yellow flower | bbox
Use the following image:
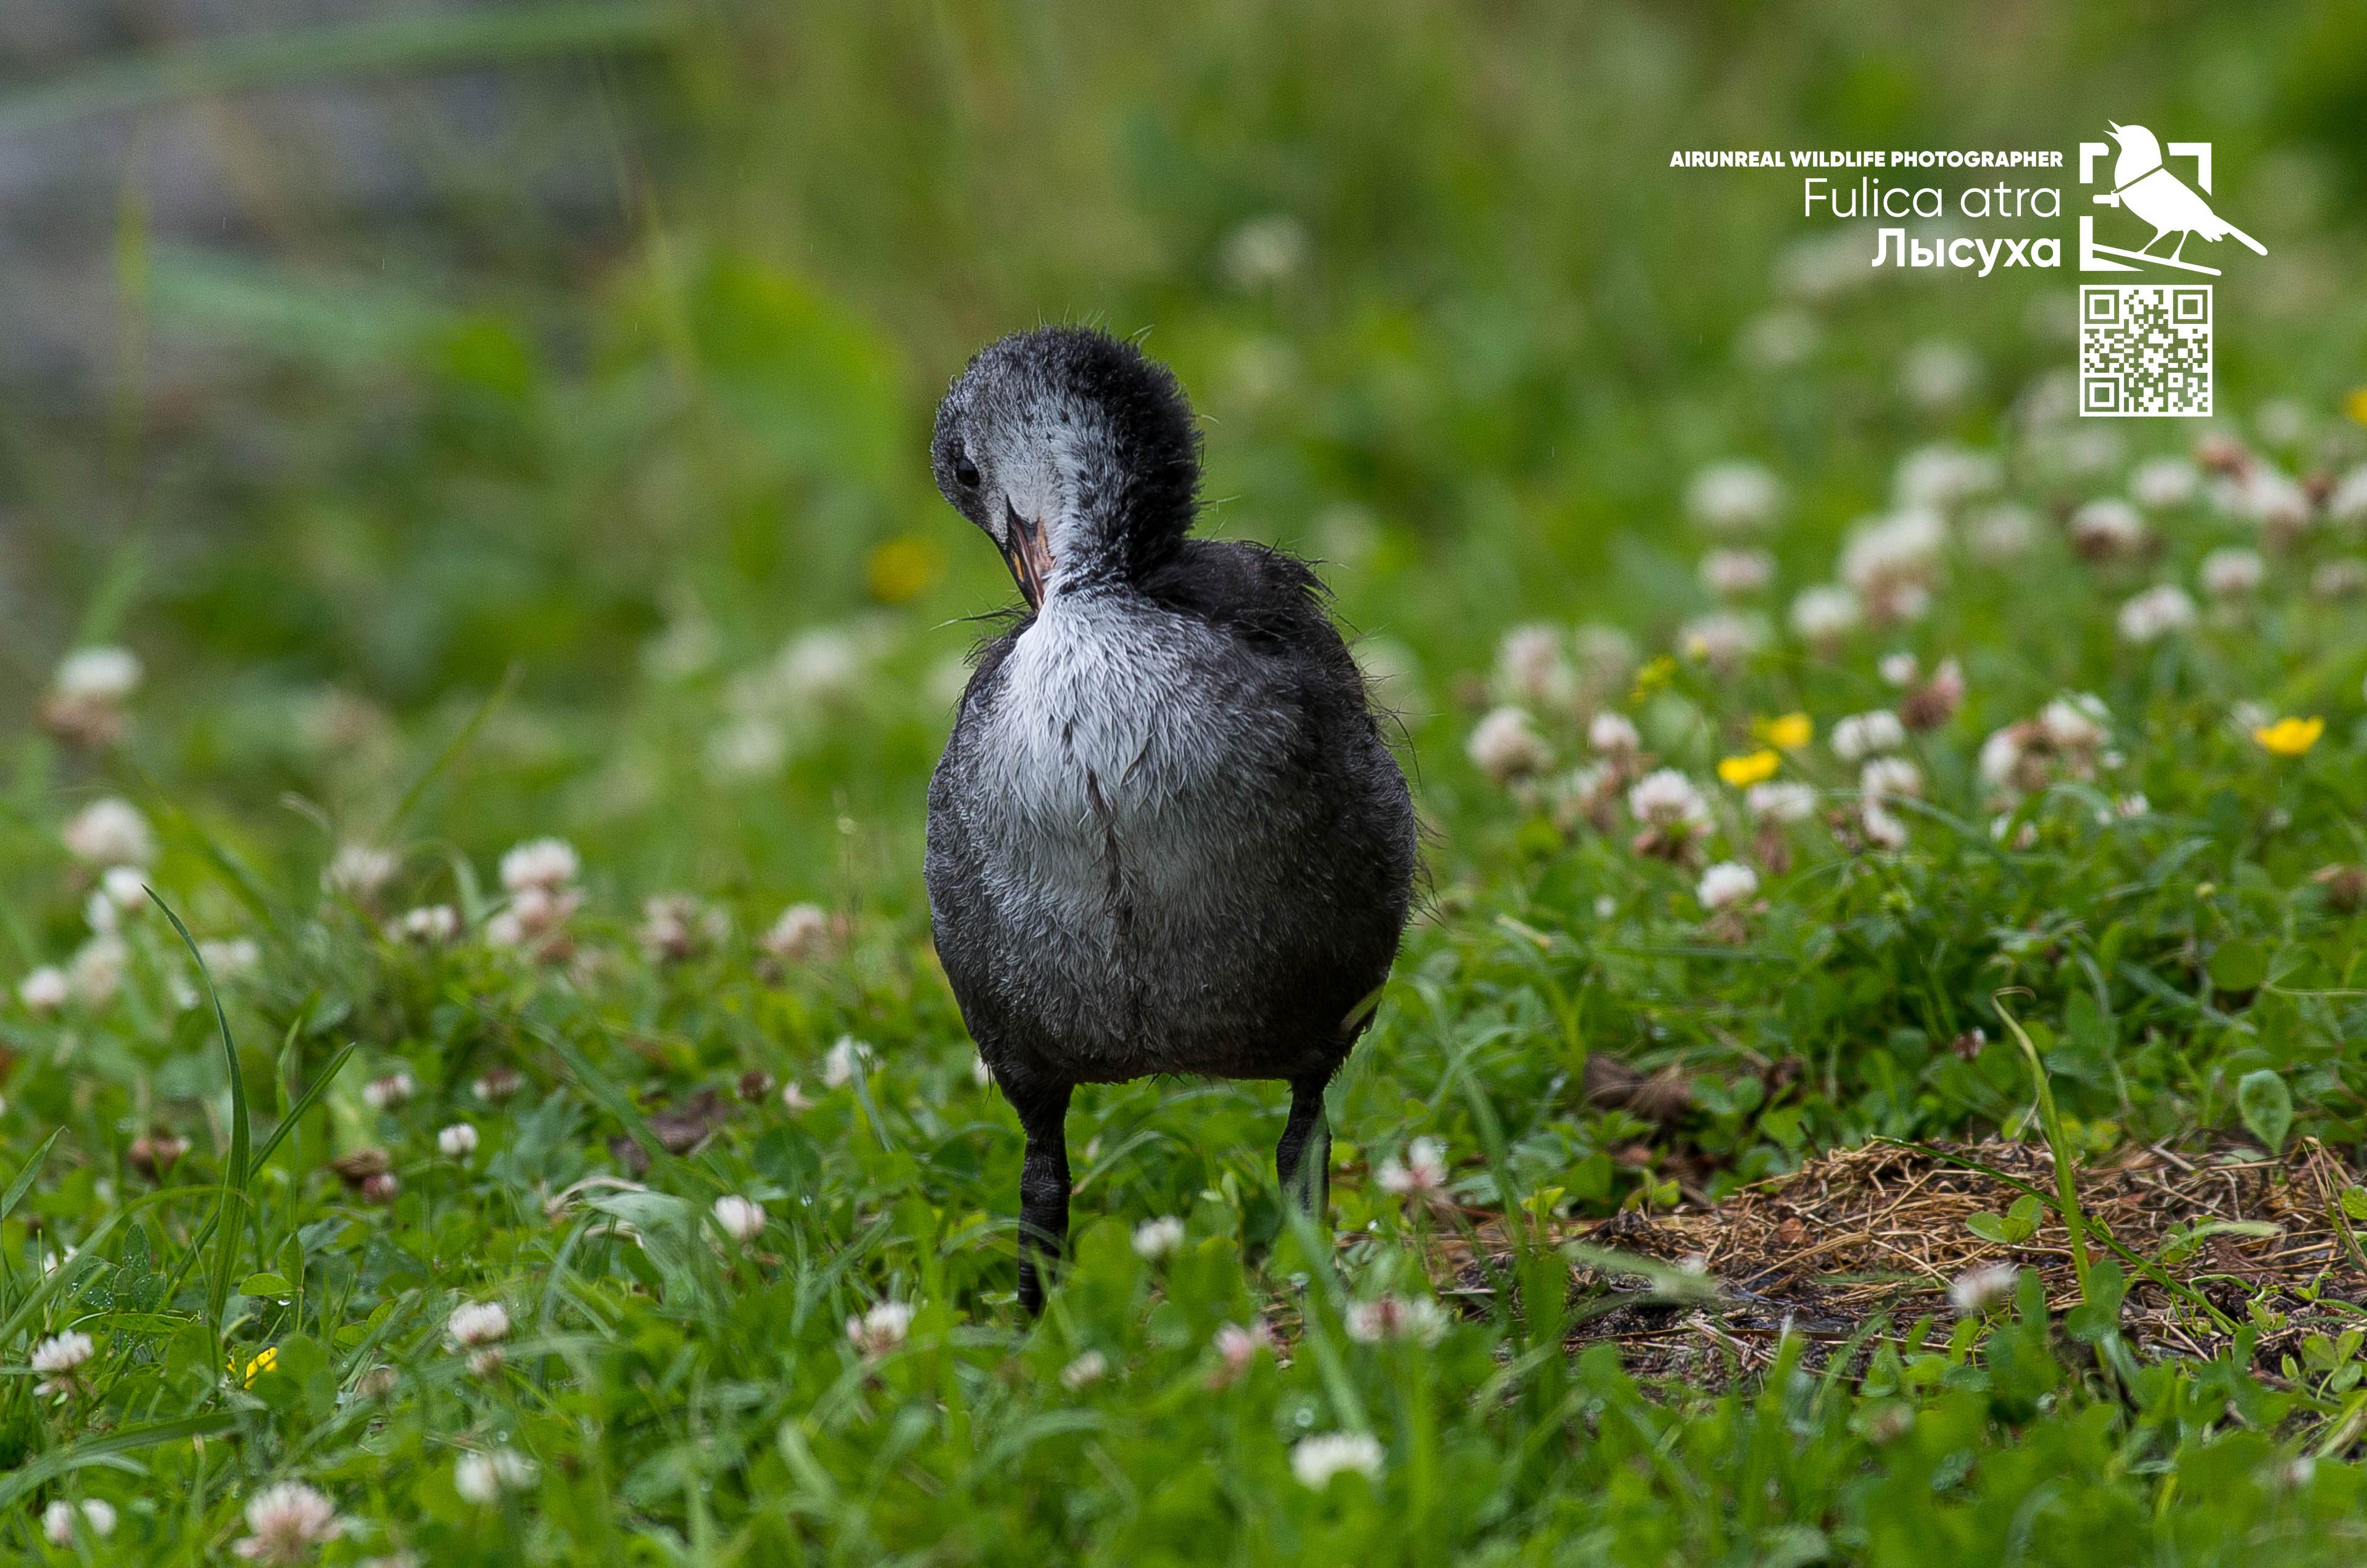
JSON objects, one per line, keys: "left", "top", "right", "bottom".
{"left": 2346, "top": 387, "right": 2367, "bottom": 428}
{"left": 2253, "top": 716, "right": 2324, "bottom": 757}
{"left": 1717, "top": 749, "right": 1781, "bottom": 786}
{"left": 864, "top": 537, "right": 945, "bottom": 604}
{"left": 1754, "top": 712, "right": 1813, "bottom": 750}
{"left": 238, "top": 1346, "right": 278, "bottom": 1386}
{"left": 1630, "top": 655, "right": 1677, "bottom": 704}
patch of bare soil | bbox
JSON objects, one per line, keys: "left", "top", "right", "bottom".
{"left": 1467, "top": 1138, "right": 2367, "bottom": 1387}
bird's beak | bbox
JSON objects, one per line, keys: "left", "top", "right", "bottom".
{"left": 1001, "top": 500, "right": 1054, "bottom": 611}
{"left": 2107, "top": 121, "right": 2124, "bottom": 138}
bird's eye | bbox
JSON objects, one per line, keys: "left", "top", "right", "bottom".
{"left": 952, "top": 448, "right": 981, "bottom": 490}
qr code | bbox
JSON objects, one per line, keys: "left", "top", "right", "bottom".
{"left": 2079, "top": 285, "right": 2211, "bottom": 417}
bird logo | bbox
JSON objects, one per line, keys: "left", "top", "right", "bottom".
{"left": 2082, "top": 122, "right": 2264, "bottom": 276}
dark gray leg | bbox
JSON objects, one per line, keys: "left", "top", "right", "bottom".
{"left": 1275, "top": 1076, "right": 1332, "bottom": 1217}
{"left": 1013, "top": 1083, "right": 1072, "bottom": 1315}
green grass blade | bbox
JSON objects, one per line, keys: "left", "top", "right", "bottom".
{"left": 147, "top": 889, "right": 251, "bottom": 1358}
{"left": 0, "top": 1129, "right": 62, "bottom": 1227}
{"left": 1994, "top": 991, "right": 2092, "bottom": 1301}
{"left": 377, "top": 662, "right": 523, "bottom": 845}
{"left": 0, "top": 3, "right": 674, "bottom": 138}
{"left": 0, "top": 1411, "right": 241, "bottom": 1512}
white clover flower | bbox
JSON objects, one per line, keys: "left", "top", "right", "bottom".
{"left": 233, "top": 1481, "right": 341, "bottom": 1562}
{"left": 2068, "top": 498, "right": 2149, "bottom": 558}
{"left": 437, "top": 1123, "right": 479, "bottom": 1159}
{"left": 1627, "top": 769, "right": 1710, "bottom": 831}
{"left": 1467, "top": 706, "right": 1552, "bottom": 784}
{"left": 1695, "top": 860, "right": 1759, "bottom": 911}
{"left": 1878, "top": 651, "right": 1920, "bottom": 687}
{"left": 1698, "top": 547, "right": 1775, "bottom": 599}
{"left": 1375, "top": 1136, "right": 1451, "bottom": 1204}
{"left": 637, "top": 894, "right": 726, "bottom": 963}
{"left": 1219, "top": 213, "right": 1309, "bottom": 292}
{"left": 67, "top": 937, "right": 126, "bottom": 1009}
{"left": 847, "top": 1300, "right": 914, "bottom": 1358}
{"left": 1968, "top": 502, "right": 2039, "bottom": 560}
{"left": 19, "top": 966, "right": 69, "bottom": 1013}
{"left": 396, "top": 905, "right": 460, "bottom": 945}
{"left": 776, "top": 628, "right": 865, "bottom": 706}
{"left": 1132, "top": 1216, "right": 1187, "bottom": 1260}
{"left": 445, "top": 1301, "right": 510, "bottom": 1350}
{"left": 1788, "top": 584, "right": 1861, "bottom": 646}
{"left": 499, "top": 837, "right": 579, "bottom": 893}
{"left": 1839, "top": 508, "right": 1944, "bottom": 622}
{"left": 1897, "top": 338, "right": 1981, "bottom": 414}
{"left": 1859, "top": 758, "right": 1923, "bottom": 800}
{"left": 1059, "top": 1349, "right": 1110, "bottom": 1390}
{"left": 822, "top": 1035, "right": 875, "bottom": 1088}
{"left": 2329, "top": 465, "right": 2367, "bottom": 526}
{"left": 1292, "top": 1432, "right": 1385, "bottom": 1489}
{"left": 707, "top": 716, "right": 789, "bottom": 782}
{"left": 1345, "top": 1293, "right": 1448, "bottom": 1345}
{"left": 2117, "top": 584, "right": 2197, "bottom": 644}
{"left": 1736, "top": 307, "right": 1820, "bottom": 370}
{"left": 711, "top": 1194, "right": 766, "bottom": 1244}
{"left": 1978, "top": 728, "right": 2026, "bottom": 791}
{"left": 780, "top": 1080, "right": 813, "bottom": 1114}
{"left": 31, "top": 1330, "right": 94, "bottom": 1396}
{"left": 1831, "top": 710, "right": 1907, "bottom": 762}
{"left": 1211, "top": 1320, "right": 1277, "bottom": 1386}
{"left": 1949, "top": 1262, "right": 2018, "bottom": 1316}
{"left": 54, "top": 646, "right": 143, "bottom": 703}
{"left": 485, "top": 884, "right": 581, "bottom": 949}
{"left": 2039, "top": 694, "right": 2111, "bottom": 751}
{"left": 99, "top": 865, "right": 150, "bottom": 915}
{"left": 1893, "top": 444, "right": 2000, "bottom": 510}
{"left": 1678, "top": 610, "right": 1766, "bottom": 670}
{"left": 364, "top": 1071, "right": 416, "bottom": 1110}
{"left": 1492, "top": 624, "right": 1577, "bottom": 710}
{"left": 61, "top": 797, "right": 155, "bottom": 868}
{"left": 2223, "top": 466, "right": 2311, "bottom": 541}
{"left": 1746, "top": 781, "right": 1817, "bottom": 824}
{"left": 199, "top": 937, "right": 260, "bottom": 976}
{"left": 760, "top": 903, "right": 830, "bottom": 963}
{"left": 1685, "top": 460, "right": 1784, "bottom": 533}
{"left": 322, "top": 844, "right": 399, "bottom": 900}
{"left": 2130, "top": 457, "right": 2200, "bottom": 510}
{"left": 2312, "top": 560, "right": 2367, "bottom": 600}
{"left": 43, "top": 1498, "right": 117, "bottom": 1545}
{"left": 1860, "top": 799, "right": 1910, "bottom": 850}
{"left": 1586, "top": 711, "right": 1640, "bottom": 756}
{"left": 2199, "top": 547, "right": 2265, "bottom": 598}
{"left": 453, "top": 1450, "right": 536, "bottom": 1505}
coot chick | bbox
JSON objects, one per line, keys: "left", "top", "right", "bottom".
{"left": 924, "top": 327, "right": 1417, "bottom": 1311}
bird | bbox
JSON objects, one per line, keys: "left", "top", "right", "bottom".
{"left": 923, "top": 326, "right": 1419, "bottom": 1313}
{"left": 2099, "top": 122, "right": 2265, "bottom": 265}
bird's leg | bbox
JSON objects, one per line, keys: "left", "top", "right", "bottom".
{"left": 2136, "top": 228, "right": 2170, "bottom": 257}
{"left": 1275, "top": 1076, "right": 1332, "bottom": 1217}
{"left": 1013, "top": 1082, "right": 1073, "bottom": 1315}
{"left": 2170, "top": 230, "right": 2190, "bottom": 264}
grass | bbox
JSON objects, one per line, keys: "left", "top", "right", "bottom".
{"left": 4, "top": 0, "right": 2367, "bottom": 1561}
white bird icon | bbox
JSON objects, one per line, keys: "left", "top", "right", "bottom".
{"left": 2095, "top": 122, "right": 2265, "bottom": 266}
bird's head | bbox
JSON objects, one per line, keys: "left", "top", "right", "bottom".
{"left": 931, "top": 327, "right": 1201, "bottom": 612}
{"left": 2106, "top": 122, "right": 2162, "bottom": 165}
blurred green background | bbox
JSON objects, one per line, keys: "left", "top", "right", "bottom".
{"left": 2, "top": 0, "right": 2362, "bottom": 918}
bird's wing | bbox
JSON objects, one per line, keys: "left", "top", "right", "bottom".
{"left": 2129, "top": 170, "right": 2232, "bottom": 236}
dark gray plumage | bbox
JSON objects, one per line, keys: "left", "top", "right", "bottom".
{"left": 924, "top": 327, "right": 1417, "bottom": 1311}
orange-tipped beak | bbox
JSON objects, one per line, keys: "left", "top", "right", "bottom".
{"left": 1000, "top": 501, "right": 1055, "bottom": 610}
